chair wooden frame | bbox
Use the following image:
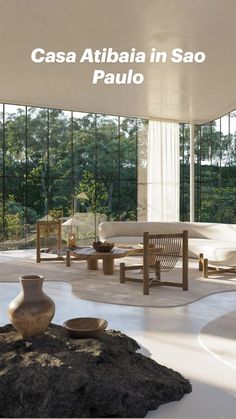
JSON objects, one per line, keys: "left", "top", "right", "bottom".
{"left": 198, "top": 253, "right": 236, "bottom": 278}
{"left": 120, "top": 230, "right": 188, "bottom": 295}
{"left": 36, "top": 220, "right": 64, "bottom": 263}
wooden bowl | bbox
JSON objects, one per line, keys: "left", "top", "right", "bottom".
{"left": 92, "top": 241, "right": 114, "bottom": 252}
{"left": 63, "top": 317, "right": 108, "bottom": 338}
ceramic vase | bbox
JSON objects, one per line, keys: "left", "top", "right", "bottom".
{"left": 8, "top": 275, "right": 55, "bottom": 338}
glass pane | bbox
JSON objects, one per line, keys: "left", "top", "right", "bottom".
{"left": 220, "top": 115, "right": 230, "bottom": 167}
{"left": 5, "top": 105, "right": 26, "bottom": 177}
{"left": 201, "top": 123, "right": 212, "bottom": 163}
{"left": 74, "top": 175, "right": 95, "bottom": 214}
{"left": 180, "top": 123, "right": 190, "bottom": 221}
{"left": 119, "top": 180, "right": 137, "bottom": 220}
{"left": 96, "top": 114, "right": 119, "bottom": 179}
{"left": 49, "top": 109, "right": 72, "bottom": 178}
{"left": 230, "top": 112, "right": 236, "bottom": 166}
{"left": 26, "top": 179, "right": 50, "bottom": 249}
{"left": 73, "top": 112, "right": 96, "bottom": 178}
{"left": 193, "top": 113, "right": 236, "bottom": 223}
{"left": 95, "top": 179, "right": 119, "bottom": 220}
{"left": 211, "top": 118, "right": 221, "bottom": 166}
{"left": 4, "top": 178, "right": 26, "bottom": 249}
{"left": 120, "top": 117, "right": 137, "bottom": 180}
{"left": 27, "top": 178, "right": 46, "bottom": 220}
{"left": 27, "top": 107, "right": 48, "bottom": 180}
{"left": 48, "top": 178, "right": 73, "bottom": 218}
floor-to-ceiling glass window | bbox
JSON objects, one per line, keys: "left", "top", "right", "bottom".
{"left": 180, "top": 112, "right": 236, "bottom": 223}
{"left": 0, "top": 104, "right": 144, "bottom": 250}
{"left": 179, "top": 123, "right": 190, "bottom": 221}
{"left": 195, "top": 113, "right": 236, "bottom": 223}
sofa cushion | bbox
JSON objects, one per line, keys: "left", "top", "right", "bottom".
{"left": 104, "top": 236, "right": 143, "bottom": 245}
{"left": 99, "top": 221, "right": 236, "bottom": 242}
{"left": 98, "top": 221, "right": 236, "bottom": 265}
{"left": 189, "top": 238, "right": 236, "bottom": 265}
{"left": 99, "top": 221, "right": 185, "bottom": 240}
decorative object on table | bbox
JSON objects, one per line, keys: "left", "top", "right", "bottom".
{"left": 8, "top": 274, "right": 55, "bottom": 338}
{"left": 92, "top": 240, "right": 114, "bottom": 252}
{"left": 36, "top": 218, "right": 64, "bottom": 263}
{"left": 0, "top": 324, "right": 192, "bottom": 418}
{"left": 63, "top": 317, "right": 108, "bottom": 338}
{"left": 62, "top": 217, "right": 81, "bottom": 247}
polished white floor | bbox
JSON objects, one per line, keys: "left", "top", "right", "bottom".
{"left": 0, "top": 250, "right": 236, "bottom": 418}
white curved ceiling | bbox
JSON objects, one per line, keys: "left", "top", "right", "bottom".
{"left": 0, "top": 0, "right": 236, "bottom": 123}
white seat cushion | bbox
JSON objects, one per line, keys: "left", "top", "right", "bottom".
{"left": 189, "top": 238, "right": 236, "bottom": 265}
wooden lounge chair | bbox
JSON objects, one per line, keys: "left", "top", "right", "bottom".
{"left": 36, "top": 220, "right": 64, "bottom": 263}
{"left": 120, "top": 230, "right": 188, "bottom": 295}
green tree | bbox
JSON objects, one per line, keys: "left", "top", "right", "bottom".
{"left": 0, "top": 106, "right": 141, "bottom": 248}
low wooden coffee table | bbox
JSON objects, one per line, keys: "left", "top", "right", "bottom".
{"left": 66, "top": 247, "right": 127, "bottom": 275}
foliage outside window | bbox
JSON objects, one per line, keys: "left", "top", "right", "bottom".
{"left": 2, "top": 103, "right": 235, "bottom": 250}
{"left": 0, "top": 105, "right": 145, "bottom": 250}
{"left": 180, "top": 112, "right": 236, "bottom": 223}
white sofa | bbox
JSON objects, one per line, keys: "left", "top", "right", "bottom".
{"left": 99, "top": 221, "right": 236, "bottom": 266}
